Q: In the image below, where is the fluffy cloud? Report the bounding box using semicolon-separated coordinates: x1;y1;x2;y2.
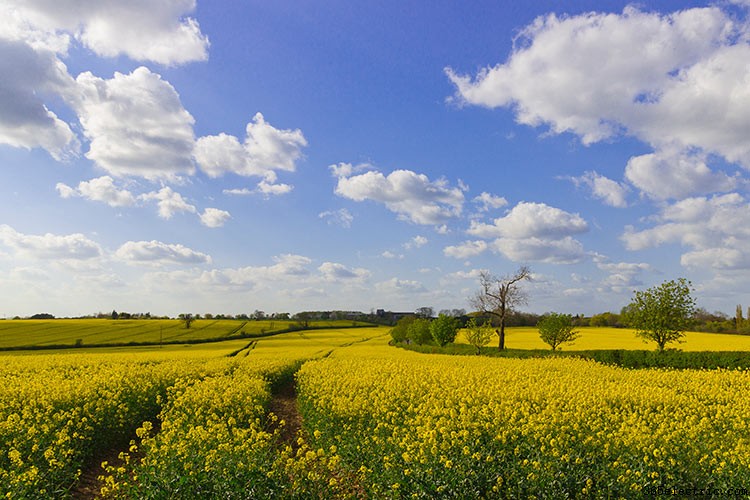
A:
0;1;208;162
447;5;750;194
447;7;731;144
199;208;231;228
404;236;428;250
625;151;740;200
227;254;312;283
140;187;196;219
466;202;588;264
56;176;136;207
491;236;585;264
318;262;370;282
0;224;102;260
570;171;629;208
319;209;354;228
115;240;211;266
73;67;196;179
680;247;750;271
150;255;315;291
473;192;508;212
468;202;587;239
0;39;78;159
4;0;209;65
443;240;488;259
334;168;464;225
596;261;652;291
194;113;307;181
623;193;750;271
257;181;293;196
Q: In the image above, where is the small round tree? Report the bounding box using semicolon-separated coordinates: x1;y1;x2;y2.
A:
626;278;696;351
464;318;493;354
429;314;459;347
537;312;579;351
389;316;416;343
407;318;432;345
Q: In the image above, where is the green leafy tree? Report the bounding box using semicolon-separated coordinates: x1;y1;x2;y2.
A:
537;313;579;351
407;318;432;345
464;318;493;355
389;315;416;343
429;314;459;347
626;278;696;351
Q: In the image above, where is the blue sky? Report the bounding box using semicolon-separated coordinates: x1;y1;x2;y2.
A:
2;0;750;317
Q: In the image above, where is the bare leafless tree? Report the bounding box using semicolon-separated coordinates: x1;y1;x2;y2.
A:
469;266;531;350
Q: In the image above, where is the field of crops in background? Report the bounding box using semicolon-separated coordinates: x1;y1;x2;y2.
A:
455;326;750;351
0;318;370;349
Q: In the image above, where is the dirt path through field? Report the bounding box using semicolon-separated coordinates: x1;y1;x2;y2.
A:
267;378;303;450
72;448;122;499
71;421;157;499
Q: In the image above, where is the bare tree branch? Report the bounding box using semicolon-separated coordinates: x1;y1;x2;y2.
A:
469;266;531;349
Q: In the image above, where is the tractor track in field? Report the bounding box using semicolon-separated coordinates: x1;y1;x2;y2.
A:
71;422;159;499
73;448;125;499
267;378;303;451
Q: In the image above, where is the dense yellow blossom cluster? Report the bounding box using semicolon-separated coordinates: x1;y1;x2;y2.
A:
297;344;750;497
0;353;227;498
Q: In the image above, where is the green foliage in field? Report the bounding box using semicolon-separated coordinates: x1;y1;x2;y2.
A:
626;278;696;351
464;318;493;354
537;312;580;351
407;318;432;345
429;314;460;347
388;315;414;343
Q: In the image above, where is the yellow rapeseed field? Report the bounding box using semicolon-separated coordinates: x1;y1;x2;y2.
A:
457;326;750;351
297;341;750;497
3;326;749;498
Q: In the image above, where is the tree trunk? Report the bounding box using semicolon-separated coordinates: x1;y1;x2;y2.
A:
498;322;506;350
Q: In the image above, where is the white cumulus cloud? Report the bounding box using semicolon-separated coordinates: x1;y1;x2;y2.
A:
318;262;371;282
570;171;629;208
0;224;102;260
443;240;488;259
194;113;307;182
491;236;585;264
4;0;209;65
140;187;196;219
625;150;740;200
447;5;750;197
468;202;588;239
467;202;588;264
56;176;136;207
74;67;196;179
473;192;508;212
115;240;211;266
334;168;464;225
199;208;231;228
623;193;750;271
257;180;293;196
404;236;428;250
0;39;79;160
